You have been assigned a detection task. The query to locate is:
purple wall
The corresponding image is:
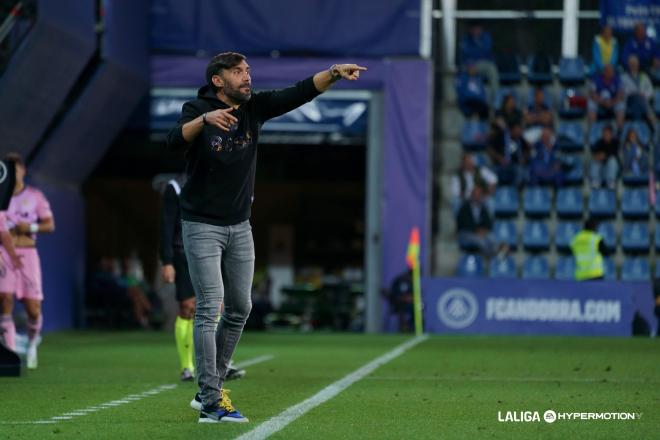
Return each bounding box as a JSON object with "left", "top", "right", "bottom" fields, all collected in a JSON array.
[{"left": 152, "top": 55, "right": 432, "bottom": 296}]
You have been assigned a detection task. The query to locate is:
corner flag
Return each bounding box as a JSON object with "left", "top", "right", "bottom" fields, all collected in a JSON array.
[{"left": 406, "top": 227, "right": 423, "bottom": 335}]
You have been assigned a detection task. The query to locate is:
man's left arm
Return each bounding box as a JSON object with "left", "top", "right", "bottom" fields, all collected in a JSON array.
[{"left": 256, "top": 63, "right": 366, "bottom": 123}]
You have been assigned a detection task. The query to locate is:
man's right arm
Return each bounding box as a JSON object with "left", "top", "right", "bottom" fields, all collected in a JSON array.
[{"left": 166, "top": 102, "right": 203, "bottom": 151}]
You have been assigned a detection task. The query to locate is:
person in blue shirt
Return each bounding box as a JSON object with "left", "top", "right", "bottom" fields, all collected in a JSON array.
[
  {"left": 456, "top": 63, "right": 489, "bottom": 119},
  {"left": 459, "top": 22, "right": 499, "bottom": 97},
  {"left": 587, "top": 64, "right": 625, "bottom": 129},
  {"left": 621, "top": 23, "right": 660, "bottom": 72},
  {"left": 621, "top": 128, "right": 649, "bottom": 179},
  {"left": 529, "top": 126, "right": 564, "bottom": 187}
]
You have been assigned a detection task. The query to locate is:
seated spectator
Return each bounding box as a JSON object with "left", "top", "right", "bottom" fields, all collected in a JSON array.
[
  {"left": 486, "top": 122, "right": 530, "bottom": 186},
  {"left": 591, "top": 24, "right": 619, "bottom": 74},
  {"left": 456, "top": 63, "right": 489, "bottom": 119},
  {"left": 459, "top": 21, "right": 499, "bottom": 96},
  {"left": 589, "top": 124, "right": 619, "bottom": 189},
  {"left": 622, "top": 55, "right": 655, "bottom": 124},
  {"left": 529, "top": 126, "right": 564, "bottom": 186},
  {"left": 588, "top": 64, "right": 625, "bottom": 129},
  {"left": 450, "top": 152, "right": 498, "bottom": 213},
  {"left": 525, "top": 87, "right": 553, "bottom": 128},
  {"left": 456, "top": 186, "right": 499, "bottom": 256},
  {"left": 621, "top": 23, "right": 659, "bottom": 72},
  {"left": 496, "top": 94, "right": 523, "bottom": 130},
  {"left": 621, "top": 128, "right": 649, "bottom": 179}
]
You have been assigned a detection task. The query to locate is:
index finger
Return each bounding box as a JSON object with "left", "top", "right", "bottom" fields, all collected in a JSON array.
[{"left": 351, "top": 65, "right": 368, "bottom": 71}]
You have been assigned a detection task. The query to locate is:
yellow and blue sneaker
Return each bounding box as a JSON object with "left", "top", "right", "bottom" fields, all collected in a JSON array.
[{"left": 198, "top": 389, "right": 248, "bottom": 424}]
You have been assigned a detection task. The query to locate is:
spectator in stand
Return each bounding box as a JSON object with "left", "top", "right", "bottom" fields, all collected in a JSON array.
[
  {"left": 589, "top": 124, "right": 619, "bottom": 189},
  {"left": 450, "top": 152, "right": 498, "bottom": 213},
  {"left": 524, "top": 88, "right": 553, "bottom": 144},
  {"left": 621, "top": 128, "right": 649, "bottom": 179},
  {"left": 621, "top": 55, "right": 655, "bottom": 124},
  {"left": 591, "top": 24, "right": 619, "bottom": 74},
  {"left": 529, "top": 126, "right": 564, "bottom": 186},
  {"left": 456, "top": 185, "right": 499, "bottom": 257},
  {"left": 459, "top": 21, "right": 499, "bottom": 98},
  {"left": 621, "top": 23, "right": 660, "bottom": 72},
  {"left": 487, "top": 122, "right": 530, "bottom": 186},
  {"left": 496, "top": 94, "right": 523, "bottom": 130},
  {"left": 456, "top": 63, "right": 489, "bottom": 119},
  {"left": 525, "top": 87, "right": 553, "bottom": 128},
  {"left": 587, "top": 64, "right": 626, "bottom": 129}
]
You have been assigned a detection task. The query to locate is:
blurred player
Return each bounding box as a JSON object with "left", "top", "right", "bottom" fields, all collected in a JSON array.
[
  {"left": 0, "top": 210, "right": 23, "bottom": 349},
  {"left": 160, "top": 174, "right": 245, "bottom": 382},
  {"left": 167, "top": 52, "right": 365, "bottom": 423},
  {"left": 0, "top": 153, "right": 55, "bottom": 368}
]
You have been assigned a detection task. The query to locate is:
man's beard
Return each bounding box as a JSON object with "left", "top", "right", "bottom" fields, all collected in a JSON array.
[{"left": 225, "top": 83, "right": 252, "bottom": 104}]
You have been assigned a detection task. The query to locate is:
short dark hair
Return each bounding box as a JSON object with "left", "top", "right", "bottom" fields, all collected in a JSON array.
[
  {"left": 4, "top": 152, "right": 24, "bottom": 167},
  {"left": 205, "top": 52, "right": 247, "bottom": 93},
  {"left": 585, "top": 217, "right": 599, "bottom": 231}
]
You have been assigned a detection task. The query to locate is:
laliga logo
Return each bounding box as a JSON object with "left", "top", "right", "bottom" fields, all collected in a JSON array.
[
  {"left": 0, "top": 161, "right": 7, "bottom": 184},
  {"left": 437, "top": 288, "right": 478, "bottom": 329}
]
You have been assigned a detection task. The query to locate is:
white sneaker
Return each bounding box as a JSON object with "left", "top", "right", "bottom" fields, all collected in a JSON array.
[
  {"left": 26, "top": 336, "right": 41, "bottom": 370},
  {"left": 27, "top": 344, "right": 38, "bottom": 369}
]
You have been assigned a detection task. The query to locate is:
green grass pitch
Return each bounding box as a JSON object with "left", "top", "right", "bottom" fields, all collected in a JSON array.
[{"left": 1, "top": 332, "right": 658, "bottom": 439}]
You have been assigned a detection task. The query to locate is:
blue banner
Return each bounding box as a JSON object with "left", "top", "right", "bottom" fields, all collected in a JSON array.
[
  {"left": 151, "top": 0, "right": 421, "bottom": 57},
  {"left": 423, "top": 277, "right": 656, "bottom": 336},
  {"left": 601, "top": 0, "right": 660, "bottom": 32}
]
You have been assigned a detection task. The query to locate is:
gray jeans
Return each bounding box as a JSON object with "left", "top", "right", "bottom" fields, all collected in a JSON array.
[{"left": 182, "top": 219, "right": 254, "bottom": 407}]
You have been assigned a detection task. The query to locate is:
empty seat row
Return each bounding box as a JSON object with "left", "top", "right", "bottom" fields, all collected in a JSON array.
[
  {"left": 490, "top": 220, "right": 653, "bottom": 253},
  {"left": 494, "top": 187, "right": 653, "bottom": 219},
  {"left": 495, "top": 55, "right": 586, "bottom": 86},
  {"left": 457, "top": 253, "right": 653, "bottom": 281}
]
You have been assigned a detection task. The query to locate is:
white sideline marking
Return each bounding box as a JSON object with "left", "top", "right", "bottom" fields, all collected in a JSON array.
[
  {"left": 235, "top": 335, "right": 429, "bottom": 440},
  {"left": 0, "top": 383, "right": 177, "bottom": 425},
  {"left": 233, "top": 354, "right": 275, "bottom": 369},
  {"left": 365, "top": 375, "right": 660, "bottom": 384}
]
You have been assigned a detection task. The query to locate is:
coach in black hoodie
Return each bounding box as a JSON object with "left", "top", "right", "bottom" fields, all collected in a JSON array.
[{"left": 167, "top": 52, "right": 366, "bottom": 424}]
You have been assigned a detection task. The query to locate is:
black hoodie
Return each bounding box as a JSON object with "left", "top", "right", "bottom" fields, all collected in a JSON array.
[{"left": 166, "top": 77, "right": 321, "bottom": 226}]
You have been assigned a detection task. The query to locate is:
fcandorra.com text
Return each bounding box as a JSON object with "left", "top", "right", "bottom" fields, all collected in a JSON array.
[{"left": 498, "top": 411, "right": 643, "bottom": 423}]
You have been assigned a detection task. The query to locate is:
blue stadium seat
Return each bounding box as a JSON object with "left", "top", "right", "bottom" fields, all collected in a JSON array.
[
  {"left": 588, "top": 189, "right": 616, "bottom": 218},
  {"left": 555, "top": 221, "right": 581, "bottom": 251},
  {"left": 597, "top": 221, "right": 617, "bottom": 250},
  {"left": 654, "top": 89, "right": 660, "bottom": 117},
  {"left": 558, "top": 57, "right": 586, "bottom": 85},
  {"left": 621, "top": 222, "right": 650, "bottom": 253},
  {"left": 523, "top": 187, "right": 552, "bottom": 217},
  {"left": 558, "top": 88, "right": 587, "bottom": 119},
  {"left": 621, "top": 188, "right": 649, "bottom": 218},
  {"left": 554, "top": 256, "right": 576, "bottom": 280},
  {"left": 622, "top": 171, "right": 649, "bottom": 186},
  {"left": 588, "top": 121, "right": 607, "bottom": 147},
  {"left": 495, "top": 53, "right": 522, "bottom": 85},
  {"left": 555, "top": 121, "right": 584, "bottom": 152},
  {"left": 604, "top": 257, "right": 617, "bottom": 280},
  {"left": 556, "top": 188, "right": 583, "bottom": 218},
  {"left": 527, "top": 54, "right": 553, "bottom": 85},
  {"left": 563, "top": 155, "right": 584, "bottom": 185},
  {"left": 621, "top": 122, "right": 651, "bottom": 146},
  {"left": 523, "top": 221, "right": 550, "bottom": 251},
  {"left": 492, "top": 87, "right": 520, "bottom": 111},
  {"left": 456, "top": 254, "right": 485, "bottom": 278},
  {"left": 489, "top": 255, "right": 517, "bottom": 279},
  {"left": 460, "top": 120, "right": 489, "bottom": 151},
  {"left": 493, "top": 186, "right": 518, "bottom": 217},
  {"left": 493, "top": 220, "right": 517, "bottom": 248},
  {"left": 621, "top": 257, "right": 650, "bottom": 281},
  {"left": 522, "top": 255, "right": 550, "bottom": 279}
]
